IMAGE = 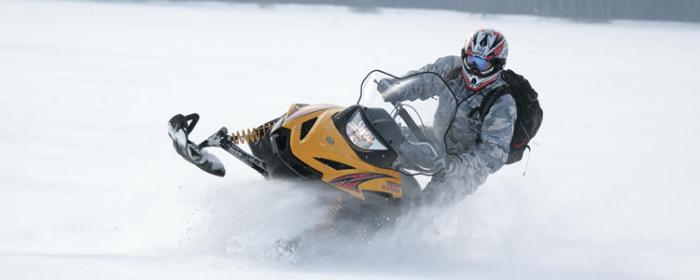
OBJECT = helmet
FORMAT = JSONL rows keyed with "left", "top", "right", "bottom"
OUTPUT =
{"left": 461, "top": 29, "right": 509, "bottom": 91}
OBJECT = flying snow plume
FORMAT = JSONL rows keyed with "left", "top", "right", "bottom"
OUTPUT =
{"left": 180, "top": 176, "right": 675, "bottom": 279}
{"left": 179, "top": 179, "right": 414, "bottom": 251}
{"left": 177, "top": 177, "right": 529, "bottom": 277}
{"left": 179, "top": 180, "right": 324, "bottom": 258}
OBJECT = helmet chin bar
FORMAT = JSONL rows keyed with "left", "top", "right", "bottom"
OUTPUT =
{"left": 463, "top": 67, "right": 499, "bottom": 91}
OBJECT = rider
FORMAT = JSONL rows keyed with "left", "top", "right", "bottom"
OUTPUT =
{"left": 380, "top": 29, "right": 517, "bottom": 205}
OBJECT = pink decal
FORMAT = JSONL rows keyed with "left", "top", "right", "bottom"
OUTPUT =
{"left": 329, "top": 173, "right": 389, "bottom": 192}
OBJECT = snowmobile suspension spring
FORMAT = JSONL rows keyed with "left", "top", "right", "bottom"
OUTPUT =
{"left": 231, "top": 121, "right": 275, "bottom": 145}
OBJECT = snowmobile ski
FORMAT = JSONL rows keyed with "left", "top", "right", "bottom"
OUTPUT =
{"left": 167, "top": 113, "right": 268, "bottom": 177}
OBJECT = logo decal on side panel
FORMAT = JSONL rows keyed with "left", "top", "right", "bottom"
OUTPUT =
{"left": 382, "top": 181, "right": 402, "bottom": 193}
{"left": 328, "top": 173, "right": 390, "bottom": 192}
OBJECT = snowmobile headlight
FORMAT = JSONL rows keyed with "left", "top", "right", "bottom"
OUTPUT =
{"left": 346, "top": 111, "right": 387, "bottom": 151}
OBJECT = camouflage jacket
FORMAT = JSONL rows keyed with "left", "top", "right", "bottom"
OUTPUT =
{"left": 395, "top": 56, "right": 517, "bottom": 204}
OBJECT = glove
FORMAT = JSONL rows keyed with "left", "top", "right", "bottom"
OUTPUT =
{"left": 375, "top": 78, "right": 396, "bottom": 93}
{"left": 374, "top": 78, "right": 403, "bottom": 103}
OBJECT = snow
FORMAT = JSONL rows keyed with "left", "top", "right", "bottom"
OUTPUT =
{"left": 1, "top": 0, "right": 700, "bottom": 279}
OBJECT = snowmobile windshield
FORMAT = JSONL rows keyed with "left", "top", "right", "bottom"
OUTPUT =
{"left": 358, "top": 70, "right": 457, "bottom": 176}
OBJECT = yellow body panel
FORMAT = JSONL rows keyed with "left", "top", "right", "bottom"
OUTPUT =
{"left": 282, "top": 104, "right": 402, "bottom": 200}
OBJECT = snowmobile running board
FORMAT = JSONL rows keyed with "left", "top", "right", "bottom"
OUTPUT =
{"left": 167, "top": 113, "right": 268, "bottom": 178}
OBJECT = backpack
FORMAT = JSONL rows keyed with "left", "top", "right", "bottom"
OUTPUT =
{"left": 478, "top": 69, "right": 543, "bottom": 164}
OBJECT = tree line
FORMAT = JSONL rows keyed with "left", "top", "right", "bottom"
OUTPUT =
{"left": 205, "top": 0, "right": 700, "bottom": 23}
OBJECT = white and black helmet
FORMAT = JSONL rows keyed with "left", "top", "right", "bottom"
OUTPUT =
{"left": 461, "top": 29, "right": 509, "bottom": 91}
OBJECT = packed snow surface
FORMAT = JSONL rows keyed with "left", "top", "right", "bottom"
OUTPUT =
{"left": 1, "top": 0, "right": 699, "bottom": 279}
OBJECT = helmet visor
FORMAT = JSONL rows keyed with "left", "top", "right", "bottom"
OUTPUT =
{"left": 465, "top": 55, "right": 493, "bottom": 72}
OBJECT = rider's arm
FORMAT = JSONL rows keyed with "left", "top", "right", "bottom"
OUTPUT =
{"left": 381, "top": 56, "right": 462, "bottom": 102}
{"left": 406, "top": 55, "right": 462, "bottom": 100}
{"left": 407, "top": 55, "right": 462, "bottom": 77}
{"left": 442, "top": 94, "right": 517, "bottom": 193}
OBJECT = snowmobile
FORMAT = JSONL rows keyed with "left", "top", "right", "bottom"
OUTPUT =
{"left": 167, "top": 70, "right": 458, "bottom": 218}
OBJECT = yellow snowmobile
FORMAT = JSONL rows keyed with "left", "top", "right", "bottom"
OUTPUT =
{"left": 167, "top": 70, "right": 458, "bottom": 217}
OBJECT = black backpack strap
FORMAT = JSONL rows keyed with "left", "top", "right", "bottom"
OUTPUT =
{"left": 478, "top": 87, "right": 509, "bottom": 121}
